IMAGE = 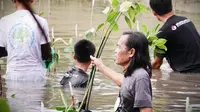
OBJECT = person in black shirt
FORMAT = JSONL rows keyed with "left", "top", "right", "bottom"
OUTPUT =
{"left": 150, "top": 0, "right": 200, "bottom": 73}
{"left": 60, "top": 39, "right": 95, "bottom": 109}
{"left": 60, "top": 39, "right": 95, "bottom": 87}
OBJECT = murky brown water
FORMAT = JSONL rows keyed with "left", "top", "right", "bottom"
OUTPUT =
{"left": 0, "top": 0, "right": 200, "bottom": 112}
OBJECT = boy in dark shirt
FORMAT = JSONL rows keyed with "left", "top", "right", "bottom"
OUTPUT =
{"left": 150, "top": 0, "right": 200, "bottom": 73}
{"left": 60, "top": 39, "right": 95, "bottom": 109}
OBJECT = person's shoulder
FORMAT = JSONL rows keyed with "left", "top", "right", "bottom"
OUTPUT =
{"left": 174, "top": 15, "right": 187, "bottom": 20}
{"left": 0, "top": 12, "right": 16, "bottom": 23}
{"left": 131, "top": 68, "right": 149, "bottom": 80}
{"left": 67, "top": 66, "right": 88, "bottom": 78}
{"left": 34, "top": 14, "right": 48, "bottom": 25}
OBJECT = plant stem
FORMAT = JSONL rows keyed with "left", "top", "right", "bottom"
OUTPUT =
{"left": 85, "top": 13, "right": 122, "bottom": 110}
{"left": 98, "top": 13, "right": 122, "bottom": 56}
{"left": 60, "top": 89, "right": 68, "bottom": 107}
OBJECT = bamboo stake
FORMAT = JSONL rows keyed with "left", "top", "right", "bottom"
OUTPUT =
{"left": 1, "top": 1, "right": 4, "bottom": 17}
{"left": 48, "top": 0, "right": 51, "bottom": 21}
{"left": 0, "top": 67, "right": 2, "bottom": 97}
{"left": 69, "top": 82, "right": 75, "bottom": 107}
{"left": 90, "top": 0, "right": 95, "bottom": 28}
{"left": 75, "top": 24, "right": 78, "bottom": 42}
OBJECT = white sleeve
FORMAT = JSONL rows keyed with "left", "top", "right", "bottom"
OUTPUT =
{"left": 0, "top": 20, "right": 6, "bottom": 47}
{"left": 40, "top": 19, "right": 51, "bottom": 45}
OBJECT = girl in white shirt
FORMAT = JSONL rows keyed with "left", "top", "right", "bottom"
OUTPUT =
{"left": 0, "top": 0, "right": 52, "bottom": 81}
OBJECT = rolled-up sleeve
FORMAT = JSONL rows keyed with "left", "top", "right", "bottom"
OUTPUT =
{"left": 134, "top": 78, "right": 152, "bottom": 108}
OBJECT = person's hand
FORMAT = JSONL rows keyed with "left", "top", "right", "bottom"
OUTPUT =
{"left": 90, "top": 55, "right": 105, "bottom": 72}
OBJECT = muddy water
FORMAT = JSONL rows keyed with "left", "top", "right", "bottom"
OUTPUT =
{"left": 0, "top": 0, "right": 200, "bottom": 112}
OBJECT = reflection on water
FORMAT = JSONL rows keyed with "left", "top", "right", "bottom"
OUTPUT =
{"left": 5, "top": 80, "right": 46, "bottom": 112}
{"left": 0, "top": 0, "right": 200, "bottom": 112}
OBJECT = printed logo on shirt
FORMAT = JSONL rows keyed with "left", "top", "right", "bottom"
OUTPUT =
{"left": 171, "top": 19, "right": 190, "bottom": 31}
{"left": 8, "top": 23, "right": 35, "bottom": 49}
{"left": 171, "top": 25, "right": 177, "bottom": 31}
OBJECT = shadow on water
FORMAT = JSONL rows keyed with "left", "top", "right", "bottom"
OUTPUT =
{"left": 0, "top": 0, "right": 200, "bottom": 112}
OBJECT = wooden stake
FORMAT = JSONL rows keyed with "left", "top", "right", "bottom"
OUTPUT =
{"left": 69, "top": 82, "right": 75, "bottom": 107}
{"left": 0, "top": 67, "right": 2, "bottom": 97}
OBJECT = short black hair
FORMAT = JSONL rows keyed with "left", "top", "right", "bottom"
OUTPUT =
{"left": 74, "top": 39, "right": 96, "bottom": 63}
{"left": 150, "top": 0, "right": 173, "bottom": 16}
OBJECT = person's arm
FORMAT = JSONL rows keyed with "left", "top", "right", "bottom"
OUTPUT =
{"left": 152, "top": 56, "right": 163, "bottom": 69}
{"left": 40, "top": 19, "right": 52, "bottom": 62}
{"left": 90, "top": 56, "right": 123, "bottom": 87}
{"left": 41, "top": 43, "right": 51, "bottom": 61}
{"left": 0, "top": 47, "right": 7, "bottom": 58}
{"left": 134, "top": 78, "right": 152, "bottom": 111}
{"left": 140, "top": 108, "right": 152, "bottom": 112}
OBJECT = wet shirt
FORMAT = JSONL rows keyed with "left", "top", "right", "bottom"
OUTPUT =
{"left": 0, "top": 10, "right": 50, "bottom": 75}
{"left": 60, "top": 67, "right": 88, "bottom": 109}
{"left": 60, "top": 67, "right": 88, "bottom": 88}
{"left": 116, "top": 68, "right": 152, "bottom": 112}
{"left": 156, "top": 15, "right": 200, "bottom": 73}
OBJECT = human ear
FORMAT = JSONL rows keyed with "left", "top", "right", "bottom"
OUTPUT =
{"left": 128, "top": 48, "right": 135, "bottom": 58}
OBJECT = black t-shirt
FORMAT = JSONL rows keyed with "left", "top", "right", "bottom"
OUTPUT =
{"left": 60, "top": 67, "right": 88, "bottom": 88}
{"left": 156, "top": 15, "right": 200, "bottom": 73}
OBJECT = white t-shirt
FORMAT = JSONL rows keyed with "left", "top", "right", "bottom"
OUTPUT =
{"left": 0, "top": 10, "right": 51, "bottom": 81}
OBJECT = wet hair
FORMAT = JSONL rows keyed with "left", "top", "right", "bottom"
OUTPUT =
{"left": 12, "top": 0, "right": 51, "bottom": 60}
{"left": 74, "top": 39, "right": 96, "bottom": 63}
{"left": 150, "top": 0, "right": 173, "bottom": 16}
{"left": 123, "top": 31, "right": 152, "bottom": 78}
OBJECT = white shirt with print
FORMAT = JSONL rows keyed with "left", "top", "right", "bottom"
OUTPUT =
{"left": 0, "top": 10, "right": 51, "bottom": 81}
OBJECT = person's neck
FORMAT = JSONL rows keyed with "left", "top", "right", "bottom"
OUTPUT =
{"left": 159, "top": 12, "right": 174, "bottom": 23}
{"left": 122, "top": 64, "right": 129, "bottom": 73}
{"left": 15, "top": 2, "right": 27, "bottom": 10}
{"left": 75, "top": 61, "right": 90, "bottom": 72}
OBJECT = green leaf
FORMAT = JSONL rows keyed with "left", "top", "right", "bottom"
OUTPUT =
{"left": 11, "top": 94, "right": 16, "bottom": 98}
{"left": 135, "top": 3, "right": 141, "bottom": 13}
{"left": 138, "top": 3, "right": 148, "bottom": 13}
{"left": 0, "top": 98, "right": 10, "bottom": 112}
{"left": 112, "top": 22, "right": 119, "bottom": 32}
{"left": 112, "top": 0, "right": 119, "bottom": 9}
{"left": 127, "top": 7, "right": 135, "bottom": 20}
{"left": 39, "top": 12, "right": 44, "bottom": 16}
{"left": 106, "top": 10, "right": 119, "bottom": 23}
{"left": 54, "top": 53, "right": 59, "bottom": 64}
{"left": 102, "top": 7, "right": 110, "bottom": 14}
{"left": 66, "top": 108, "right": 76, "bottom": 112}
{"left": 153, "top": 38, "right": 167, "bottom": 46}
{"left": 56, "top": 106, "right": 66, "bottom": 111}
{"left": 141, "top": 24, "right": 148, "bottom": 33}
{"left": 85, "top": 32, "right": 93, "bottom": 39}
{"left": 152, "top": 24, "right": 160, "bottom": 34}
{"left": 155, "top": 48, "right": 165, "bottom": 54}
{"left": 125, "top": 16, "right": 132, "bottom": 29}
{"left": 132, "top": 16, "right": 136, "bottom": 23}
{"left": 157, "top": 45, "right": 167, "bottom": 51}
{"left": 119, "top": 1, "right": 133, "bottom": 12}
{"left": 96, "top": 23, "right": 104, "bottom": 31}
{"left": 148, "top": 36, "right": 158, "bottom": 42}
{"left": 69, "top": 38, "right": 73, "bottom": 45}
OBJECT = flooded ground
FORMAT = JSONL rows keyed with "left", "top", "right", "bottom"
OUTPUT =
{"left": 0, "top": 0, "right": 200, "bottom": 112}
